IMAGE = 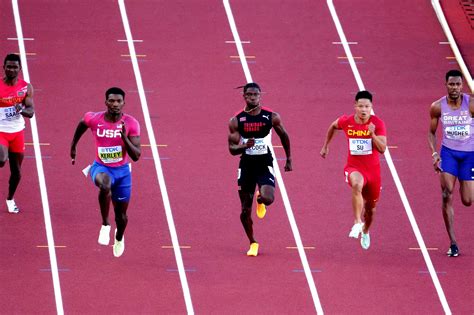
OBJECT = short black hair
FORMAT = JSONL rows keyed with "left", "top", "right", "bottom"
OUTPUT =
{"left": 105, "top": 87, "right": 125, "bottom": 100}
{"left": 243, "top": 82, "right": 261, "bottom": 93}
{"left": 355, "top": 90, "right": 372, "bottom": 102}
{"left": 445, "top": 69, "right": 463, "bottom": 82}
{"left": 4, "top": 54, "right": 21, "bottom": 67}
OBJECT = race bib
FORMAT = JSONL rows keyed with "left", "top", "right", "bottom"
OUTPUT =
{"left": 445, "top": 125, "right": 470, "bottom": 140}
{"left": 243, "top": 137, "right": 268, "bottom": 155}
{"left": 98, "top": 146, "right": 123, "bottom": 163}
{"left": 0, "top": 106, "right": 19, "bottom": 121}
{"left": 349, "top": 138, "right": 372, "bottom": 155}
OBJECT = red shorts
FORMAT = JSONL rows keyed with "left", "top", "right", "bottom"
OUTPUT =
{"left": 0, "top": 130, "right": 25, "bottom": 153}
{"left": 344, "top": 166, "right": 381, "bottom": 204}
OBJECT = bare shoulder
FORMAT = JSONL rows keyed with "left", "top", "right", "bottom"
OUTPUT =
{"left": 430, "top": 98, "right": 442, "bottom": 116}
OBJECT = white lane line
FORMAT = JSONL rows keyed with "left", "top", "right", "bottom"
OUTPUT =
{"left": 117, "top": 39, "right": 143, "bottom": 42}
{"left": 7, "top": 37, "right": 34, "bottom": 40}
{"left": 11, "top": 1, "right": 64, "bottom": 314}
{"left": 223, "top": 1, "right": 324, "bottom": 314}
{"left": 326, "top": 1, "right": 452, "bottom": 314}
{"left": 332, "top": 41, "right": 357, "bottom": 44}
{"left": 117, "top": 1, "right": 194, "bottom": 314}
{"left": 431, "top": 0, "right": 473, "bottom": 93}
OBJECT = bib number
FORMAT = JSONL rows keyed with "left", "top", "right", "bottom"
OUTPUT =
{"left": 243, "top": 138, "right": 268, "bottom": 155}
{"left": 349, "top": 138, "right": 372, "bottom": 155}
{"left": 98, "top": 146, "right": 123, "bottom": 163}
{"left": 445, "top": 125, "right": 470, "bottom": 140}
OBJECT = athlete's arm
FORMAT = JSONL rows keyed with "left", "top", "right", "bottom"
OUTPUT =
{"left": 228, "top": 117, "right": 254, "bottom": 155}
{"left": 272, "top": 112, "right": 292, "bottom": 171}
{"left": 368, "top": 122, "right": 386, "bottom": 153}
{"left": 70, "top": 119, "right": 89, "bottom": 165}
{"left": 18, "top": 83, "right": 34, "bottom": 118}
{"left": 428, "top": 100, "right": 442, "bottom": 172}
{"left": 320, "top": 118, "right": 340, "bottom": 158}
{"left": 469, "top": 94, "right": 474, "bottom": 117}
{"left": 121, "top": 122, "right": 141, "bottom": 162}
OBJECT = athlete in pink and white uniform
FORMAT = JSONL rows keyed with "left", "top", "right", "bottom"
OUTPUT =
{"left": 70, "top": 87, "right": 141, "bottom": 257}
{"left": 0, "top": 54, "right": 35, "bottom": 214}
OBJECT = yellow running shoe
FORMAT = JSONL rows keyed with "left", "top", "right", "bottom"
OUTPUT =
{"left": 247, "top": 242, "right": 259, "bottom": 256}
{"left": 256, "top": 192, "right": 266, "bottom": 219}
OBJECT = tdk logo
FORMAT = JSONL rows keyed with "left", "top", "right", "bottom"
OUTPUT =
{"left": 97, "top": 129, "right": 121, "bottom": 138}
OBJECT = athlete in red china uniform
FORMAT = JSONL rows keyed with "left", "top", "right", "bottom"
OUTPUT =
{"left": 228, "top": 82, "right": 292, "bottom": 256}
{"left": 0, "top": 54, "right": 35, "bottom": 214}
{"left": 321, "top": 90, "right": 386, "bottom": 250}
{"left": 70, "top": 87, "right": 141, "bottom": 257}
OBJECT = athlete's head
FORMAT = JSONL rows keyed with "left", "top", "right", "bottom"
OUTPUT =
{"left": 105, "top": 87, "right": 125, "bottom": 115}
{"left": 241, "top": 83, "right": 261, "bottom": 107}
{"left": 354, "top": 90, "right": 373, "bottom": 120}
{"left": 445, "top": 70, "right": 463, "bottom": 101}
{"left": 3, "top": 54, "right": 22, "bottom": 80}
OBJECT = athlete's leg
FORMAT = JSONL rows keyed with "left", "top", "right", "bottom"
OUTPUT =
{"left": 239, "top": 190, "right": 256, "bottom": 244}
{"left": 113, "top": 201, "right": 128, "bottom": 241}
{"left": 0, "top": 144, "right": 8, "bottom": 167}
{"left": 440, "top": 173, "right": 457, "bottom": 245}
{"left": 349, "top": 171, "right": 365, "bottom": 224}
{"left": 94, "top": 172, "right": 112, "bottom": 226}
{"left": 362, "top": 201, "right": 376, "bottom": 234}
{"left": 7, "top": 152, "right": 24, "bottom": 200}
{"left": 459, "top": 181, "right": 474, "bottom": 206}
{"left": 257, "top": 184, "right": 275, "bottom": 206}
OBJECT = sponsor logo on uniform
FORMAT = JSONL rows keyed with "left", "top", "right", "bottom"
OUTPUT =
{"left": 239, "top": 117, "right": 246, "bottom": 122}
{"left": 97, "top": 129, "right": 121, "bottom": 138}
{"left": 262, "top": 114, "right": 269, "bottom": 120}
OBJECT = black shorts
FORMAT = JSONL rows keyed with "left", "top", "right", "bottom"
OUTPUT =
{"left": 237, "top": 160, "right": 276, "bottom": 192}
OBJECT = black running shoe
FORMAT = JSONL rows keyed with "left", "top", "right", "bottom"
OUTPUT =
{"left": 446, "top": 244, "right": 459, "bottom": 257}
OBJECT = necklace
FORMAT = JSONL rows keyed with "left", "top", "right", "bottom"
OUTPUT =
{"left": 244, "top": 104, "right": 261, "bottom": 113}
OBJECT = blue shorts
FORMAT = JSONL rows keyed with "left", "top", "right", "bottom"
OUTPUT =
{"left": 440, "top": 146, "right": 474, "bottom": 181}
{"left": 90, "top": 161, "right": 132, "bottom": 202}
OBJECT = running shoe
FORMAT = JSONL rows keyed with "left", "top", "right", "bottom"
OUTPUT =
{"left": 247, "top": 242, "right": 259, "bottom": 257}
{"left": 98, "top": 225, "right": 111, "bottom": 246}
{"left": 256, "top": 191, "right": 266, "bottom": 219}
{"left": 6, "top": 199, "right": 19, "bottom": 214}
{"left": 361, "top": 232, "right": 370, "bottom": 250}
{"left": 446, "top": 244, "right": 459, "bottom": 257}
{"left": 348, "top": 222, "right": 363, "bottom": 238}
{"left": 113, "top": 229, "right": 125, "bottom": 257}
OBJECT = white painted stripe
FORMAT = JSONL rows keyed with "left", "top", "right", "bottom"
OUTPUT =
{"left": 117, "top": 39, "right": 143, "bottom": 42}
{"left": 7, "top": 37, "right": 34, "bottom": 40}
{"left": 11, "top": 1, "right": 64, "bottom": 314}
{"left": 117, "top": 1, "right": 194, "bottom": 314}
{"left": 327, "top": 1, "right": 452, "bottom": 314}
{"left": 438, "top": 41, "right": 450, "bottom": 44}
{"left": 432, "top": 0, "right": 474, "bottom": 93}
{"left": 223, "top": 1, "right": 324, "bottom": 314}
{"left": 332, "top": 41, "right": 357, "bottom": 44}
{"left": 225, "top": 40, "right": 250, "bottom": 44}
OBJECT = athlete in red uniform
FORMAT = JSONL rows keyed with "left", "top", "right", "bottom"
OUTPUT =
{"left": 0, "top": 54, "right": 35, "bottom": 213}
{"left": 321, "top": 90, "right": 386, "bottom": 250}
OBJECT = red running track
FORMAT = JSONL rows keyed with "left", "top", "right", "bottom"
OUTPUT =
{"left": 0, "top": 0, "right": 472, "bottom": 314}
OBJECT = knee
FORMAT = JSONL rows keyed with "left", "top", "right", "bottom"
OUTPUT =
{"left": 98, "top": 183, "right": 111, "bottom": 193}
{"left": 115, "top": 213, "right": 128, "bottom": 224}
{"left": 442, "top": 188, "right": 453, "bottom": 202}
{"left": 351, "top": 184, "right": 363, "bottom": 194}
{"left": 461, "top": 197, "right": 472, "bottom": 207}
{"left": 259, "top": 193, "right": 274, "bottom": 205}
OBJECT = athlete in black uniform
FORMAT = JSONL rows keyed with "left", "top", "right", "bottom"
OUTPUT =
{"left": 228, "top": 83, "right": 292, "bottom": 256}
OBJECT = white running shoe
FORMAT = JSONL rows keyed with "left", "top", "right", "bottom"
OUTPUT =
{"left": 113, "top": 229, "right": 125, "bottom": 257}
{"left": 6, "top": 199, "right": 19, "bottom": 214}
{"left": 361, "top": 232, "right": 370, "bottom": 250}
{"left": 98, "top": 225, "right": 111, "bottom": 245}
{"left": 348, "top": 223, "right": 363, "bottom": 238}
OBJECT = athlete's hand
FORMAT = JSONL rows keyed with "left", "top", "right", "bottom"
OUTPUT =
{"left": 368, "top": 122, "right": 376, "bottom": 136}
{"left": 284, "top": 158, "right": 292, "bottom": 172}
{"left": 320, "top": 146, "right": 329, "bottom": 158}
{"left": 245, "top": 138, "right": 255, "bottom": 148}
{"left": 14, "top": 103, "right": 24, "bottom": 113}
{"left": 432, "top": 152, "right": 442, "bottom": 173}
{"left": 120, "top": 120, "right": 126, "bottom": 138}
{"left": 70, "top": 147, "right": 76, "bottom": 165}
